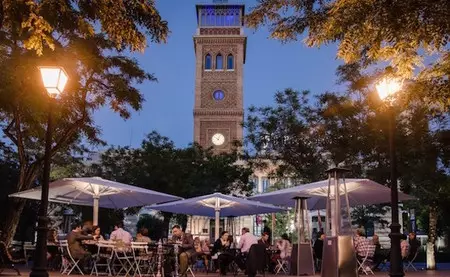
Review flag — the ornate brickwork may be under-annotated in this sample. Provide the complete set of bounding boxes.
[199,121,239,151]
[193,5,246,153]
[200,28,241,36]
[200,81,237,109]
[193,110,244,116]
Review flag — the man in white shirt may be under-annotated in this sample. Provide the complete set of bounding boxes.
[110,221,133,244]
[238,227,258,253]
[236,227,258,270]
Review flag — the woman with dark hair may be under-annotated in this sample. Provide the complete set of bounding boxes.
[212,231,232,275]
[92,226,105,241]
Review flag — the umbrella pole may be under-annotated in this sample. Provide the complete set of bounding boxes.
[215,209,220,240]
[215,197,220,240]
[93,196,99,226]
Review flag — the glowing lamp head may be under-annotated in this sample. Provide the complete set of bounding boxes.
[39,66,68,97]
[376,77,402,102]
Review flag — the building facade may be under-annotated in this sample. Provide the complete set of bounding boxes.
[193,3,246,153]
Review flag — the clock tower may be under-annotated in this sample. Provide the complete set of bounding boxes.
[193,2,246,153]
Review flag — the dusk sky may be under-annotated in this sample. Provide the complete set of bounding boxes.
[93,0,342,149]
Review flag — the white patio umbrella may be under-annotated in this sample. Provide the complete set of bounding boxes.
[248,178,415,209]
[9,177,182,225]
[149,192,286,240]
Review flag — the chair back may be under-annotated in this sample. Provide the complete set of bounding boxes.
[246,244,268,274]
[96,240,116,258]
[0,240,25,264]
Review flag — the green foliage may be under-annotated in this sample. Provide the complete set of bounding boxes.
[93,131,254,199]
[247,0,450,108]
[0,0,169,242]
[244,89,326,182]
[351,205,389,230]
[244,85,450,240]
[136,214,166,241]
[88,131,253,232]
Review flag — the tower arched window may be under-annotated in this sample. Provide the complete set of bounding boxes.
[215,54,223,70]
[227,54,234,70]
[205,54,212,70]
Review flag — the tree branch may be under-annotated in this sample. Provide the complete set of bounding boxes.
[2,119,18,145]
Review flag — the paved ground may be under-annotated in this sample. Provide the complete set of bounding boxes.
[3,268,449,277]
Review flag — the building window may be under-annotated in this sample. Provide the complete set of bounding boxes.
[249,177,259,193]
[215,54,223,70]
[262,178,270,192]
[213,90,225,101]
[227,54,234,70]
[205,54,212,70]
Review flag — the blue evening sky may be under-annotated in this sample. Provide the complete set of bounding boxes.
[93,0,342,149]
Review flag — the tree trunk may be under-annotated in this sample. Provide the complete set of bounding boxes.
[427,203,438,270]
[2,198,26,244]
[1,165,40,244]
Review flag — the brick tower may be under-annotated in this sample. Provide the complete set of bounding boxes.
[193,1,246,153]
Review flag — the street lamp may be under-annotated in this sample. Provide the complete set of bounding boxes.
[30,66,68,277]
[376,76,404,277]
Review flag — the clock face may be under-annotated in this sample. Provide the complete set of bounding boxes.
[211,133,225,146]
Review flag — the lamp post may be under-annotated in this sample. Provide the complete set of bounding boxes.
[376,76,404,277]
[30,66,68,277]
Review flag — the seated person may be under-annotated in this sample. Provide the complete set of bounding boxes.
[313,233,325,271]
[92,226,105,241]
[277,233,291,259]
[407,232,420,260]
[67,222,93,271]
[136,227,152,243]
[353,229,370,258]
[370,234,389,271]
[235,227,258,270]
[212,231,233,275]
[258,232,271,248]
[401,234,409,260]
[110,221,133,245]
[201,238,211,270]
[172,225,196,277]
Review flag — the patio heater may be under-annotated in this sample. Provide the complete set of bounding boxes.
[291,197,315,276]
[321,168,358,277]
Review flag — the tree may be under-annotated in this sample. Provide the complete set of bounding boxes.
[91,131,254,233]
[245,84,450,269]
[136,214,166,241]
[247,0,450,108]
[351,205,389,234]
[244,89,327,182]
[0,0,169,242]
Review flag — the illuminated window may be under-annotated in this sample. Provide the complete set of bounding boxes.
[215,54,223,70]
[205,54,212,70]
[227,54,234,70]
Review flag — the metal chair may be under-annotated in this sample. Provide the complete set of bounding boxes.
[274,257,289,275]
[357,244,376,275]
[0,241,25,276]
[131,241,155,277]
[404,250,419,272]
[59,240,84,275]
[90,241,115,276]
